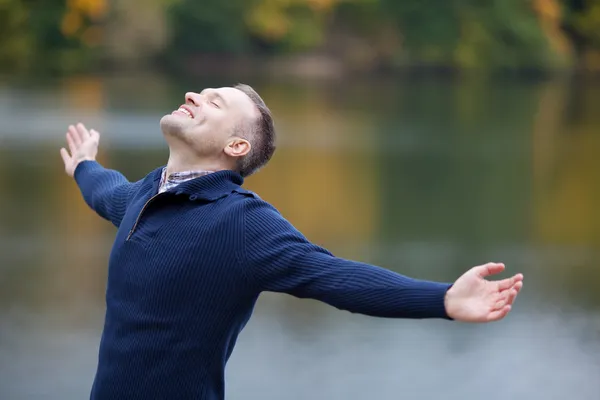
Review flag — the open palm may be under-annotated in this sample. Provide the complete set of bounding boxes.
[59,123,99,177]
[445,263,523,322]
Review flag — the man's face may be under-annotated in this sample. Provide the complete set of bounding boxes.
[160,87,257,160]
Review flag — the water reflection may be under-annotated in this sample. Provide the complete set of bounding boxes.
[0,74,599,399]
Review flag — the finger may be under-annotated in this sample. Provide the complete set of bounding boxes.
[66,131,77,154]
[475,262,505,278]
[498,277,524,295]
[90,128,100,142]
[60,148,71,165]
[497,273,523,291]
[487,305,511,322]
[506,288,519,306]
[76,123,90,141]
[513,280,523,293]
[497,277,514,291]
[494,288,518,310]
[68,125,82,146]
[493,290,510,310]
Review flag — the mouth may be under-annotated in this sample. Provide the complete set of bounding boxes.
[172,105,194,118]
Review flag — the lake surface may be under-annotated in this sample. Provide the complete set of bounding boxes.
[1,73,599,399]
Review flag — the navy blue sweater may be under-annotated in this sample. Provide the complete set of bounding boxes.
[74,160,452,400]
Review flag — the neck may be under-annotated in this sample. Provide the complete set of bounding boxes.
[165,150,227,177]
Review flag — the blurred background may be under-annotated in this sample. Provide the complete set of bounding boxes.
[1,0,600,399]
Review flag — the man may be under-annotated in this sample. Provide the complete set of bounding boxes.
[60,84,523,400]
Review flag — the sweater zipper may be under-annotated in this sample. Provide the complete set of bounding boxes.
[126,193,161,241]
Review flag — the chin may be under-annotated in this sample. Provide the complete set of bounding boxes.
[160,114,186,137]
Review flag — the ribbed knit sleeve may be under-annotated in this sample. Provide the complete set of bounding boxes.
[74,160,142,227]
[242,199,453,319]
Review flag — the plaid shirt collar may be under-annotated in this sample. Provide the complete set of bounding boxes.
[158,167,215,194]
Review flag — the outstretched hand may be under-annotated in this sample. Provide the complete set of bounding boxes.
[60,123,100,177]
[444,263,523,322]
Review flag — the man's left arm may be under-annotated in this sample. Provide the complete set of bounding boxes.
[241,199,453,319]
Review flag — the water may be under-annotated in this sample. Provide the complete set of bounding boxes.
[1,73,599,399]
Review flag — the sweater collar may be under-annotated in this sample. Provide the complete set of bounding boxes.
[153,167,249,201]
[158,167,215,194]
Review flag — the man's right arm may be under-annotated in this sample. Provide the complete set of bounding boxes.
[74,160,141,227]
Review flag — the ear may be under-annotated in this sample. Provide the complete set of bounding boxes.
[224,137,251,158]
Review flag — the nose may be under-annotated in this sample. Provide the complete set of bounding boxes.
[185,92,202,106]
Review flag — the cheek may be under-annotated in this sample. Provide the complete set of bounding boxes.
[186,129,222,152]
[185,113,231,149]
[205,110,232,130]
[182,116,205,136]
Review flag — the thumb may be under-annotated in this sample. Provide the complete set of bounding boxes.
[474,262,505,278]
[60,148,71,165]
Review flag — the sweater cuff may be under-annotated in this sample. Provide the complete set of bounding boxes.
[403,281,453,320]
[73,159,101,183]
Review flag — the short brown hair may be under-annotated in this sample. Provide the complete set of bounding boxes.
[233,83,276,177]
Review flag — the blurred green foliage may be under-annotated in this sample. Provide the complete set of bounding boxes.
[1,0,599,75]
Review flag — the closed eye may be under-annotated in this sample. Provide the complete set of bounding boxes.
[211,102,220,108]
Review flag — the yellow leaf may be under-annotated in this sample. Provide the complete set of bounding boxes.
[61,10,82,37]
